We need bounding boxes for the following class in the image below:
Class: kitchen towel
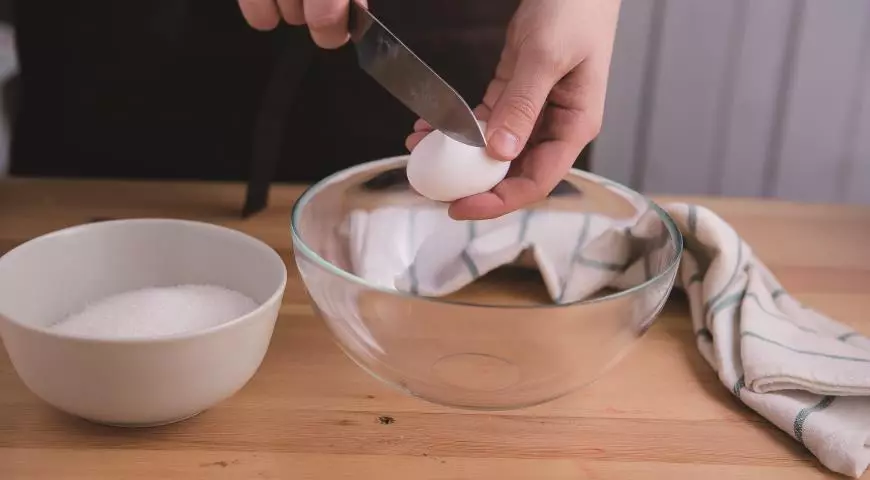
[343,202,870,478]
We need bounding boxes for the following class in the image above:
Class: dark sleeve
[10,0,283,180]
[9,0,544,186]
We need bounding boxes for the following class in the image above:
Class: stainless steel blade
[348,1,486,147]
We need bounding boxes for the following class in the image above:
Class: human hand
[406,0,621,220]
[237,0,367,48]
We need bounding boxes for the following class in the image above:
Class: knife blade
[348,1,487,148]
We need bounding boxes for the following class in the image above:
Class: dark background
[3,0,590,186]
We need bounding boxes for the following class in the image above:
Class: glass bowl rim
[290,155,684,310]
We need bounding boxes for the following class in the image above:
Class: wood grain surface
[1,178,869,479]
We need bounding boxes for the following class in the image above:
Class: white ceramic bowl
[0,219,287,427]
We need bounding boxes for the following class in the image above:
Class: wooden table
[1,178,869,479]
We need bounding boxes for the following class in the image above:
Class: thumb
[485,50,561,161]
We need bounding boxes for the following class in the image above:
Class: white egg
[406,121,510,202]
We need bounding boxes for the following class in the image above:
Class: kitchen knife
[348,1,487,148]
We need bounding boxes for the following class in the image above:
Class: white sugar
[50,284,258,339]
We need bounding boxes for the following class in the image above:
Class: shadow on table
[664,291,832,473]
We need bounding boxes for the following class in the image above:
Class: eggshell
[406,121,510,202]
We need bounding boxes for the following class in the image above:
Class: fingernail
[489,128,520,159]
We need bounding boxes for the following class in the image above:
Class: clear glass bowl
[291,156,683,410]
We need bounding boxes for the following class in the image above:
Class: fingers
[405,118,433,151]
[449,65,603,221]
[275,0,305,24]
[242,0,365,49]
[447,141,578,220]
[238,0,282,30]
[484,47,563,161]
[304,0,356,49]
[448,139,582,220]
[405,132,429,152]
[413,118,432,132]
[473,104,493,123]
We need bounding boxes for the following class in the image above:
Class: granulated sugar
[50,284,258,339]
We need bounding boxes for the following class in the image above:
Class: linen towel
[342,203,870,478]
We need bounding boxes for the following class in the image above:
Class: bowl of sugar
[0,219,287,427]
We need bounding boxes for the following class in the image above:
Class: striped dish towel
[343,203,870,478]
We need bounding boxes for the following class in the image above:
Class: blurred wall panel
[717,0,796,198]
[640,0,738,195]
[844,20,870,205]
[590,0,659,186]
[771,0,870,202]
[592,0,870,205]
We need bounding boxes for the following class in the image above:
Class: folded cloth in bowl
[342,201,870,478]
